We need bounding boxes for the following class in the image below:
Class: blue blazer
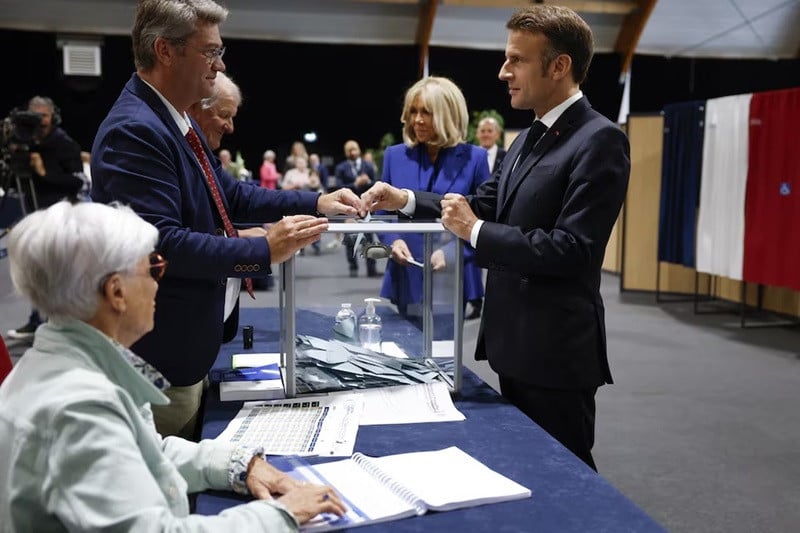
[414,98,630,389]
[91,74,319,385]
[379,143,490,309]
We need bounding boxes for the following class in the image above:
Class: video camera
[0,109,43,191]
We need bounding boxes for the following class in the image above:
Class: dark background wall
[2,28,798,174]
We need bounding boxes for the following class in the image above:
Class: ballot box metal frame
[278,221,463,397]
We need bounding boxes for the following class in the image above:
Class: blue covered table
[196,308,663,532]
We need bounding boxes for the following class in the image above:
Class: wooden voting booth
[610,113,800,318]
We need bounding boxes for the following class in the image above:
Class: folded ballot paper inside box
[219,353,285,401]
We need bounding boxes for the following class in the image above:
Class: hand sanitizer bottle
[358,298,382,352]
[334,303,357,340]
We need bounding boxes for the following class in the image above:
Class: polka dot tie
[186,127,255,299]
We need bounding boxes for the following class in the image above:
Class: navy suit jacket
[334,158,376,195]
[379,143,490,308]
[415,98,630,389]
[91,73,319,385]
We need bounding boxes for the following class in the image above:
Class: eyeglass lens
[149,252,168,282]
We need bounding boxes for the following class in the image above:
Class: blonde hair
[401,77,468,149]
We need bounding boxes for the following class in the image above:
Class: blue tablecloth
[197,307,664,532]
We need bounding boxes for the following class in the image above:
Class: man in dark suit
[476,116,506,175]
[363,5,630,470]
[91,0,360,439]
[335,139,379,277]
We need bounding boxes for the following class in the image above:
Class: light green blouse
[0,319,298,532]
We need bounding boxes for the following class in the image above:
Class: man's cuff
[470,220,484,248]
[399,189,416,216]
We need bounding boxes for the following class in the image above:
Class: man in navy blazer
[91,0,360,439]
[363,5,630,470]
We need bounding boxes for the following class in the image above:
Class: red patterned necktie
[185,127,255,299]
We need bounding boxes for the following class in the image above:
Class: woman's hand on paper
[245,458,347,522]
[390,239,413,265]
[279,483,347,524]
[246,456,304,499]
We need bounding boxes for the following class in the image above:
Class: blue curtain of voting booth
[658,101,706,267]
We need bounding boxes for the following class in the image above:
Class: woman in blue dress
[379,77,491,318]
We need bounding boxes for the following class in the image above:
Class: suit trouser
[499,376,598,471]
[152,378,208,441]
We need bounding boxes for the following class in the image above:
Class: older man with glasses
[91,0,362,441]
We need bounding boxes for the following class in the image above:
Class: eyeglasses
[171,39,226,64]
[98,252,168,292]
[148,252,168,282]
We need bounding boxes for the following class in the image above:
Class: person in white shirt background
[475,116,506,174]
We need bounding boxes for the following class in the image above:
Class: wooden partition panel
[602,215,623,273]
[712,277,800,316]
[620,114,662,291]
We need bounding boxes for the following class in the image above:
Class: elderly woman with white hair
[0,202,344,531]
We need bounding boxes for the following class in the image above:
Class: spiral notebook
[277,446,531,530]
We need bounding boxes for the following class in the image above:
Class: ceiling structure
[1,0,798,77]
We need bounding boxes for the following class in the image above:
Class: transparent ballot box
[277,220,464,397]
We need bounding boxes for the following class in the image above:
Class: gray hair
[133,0,228,71]
[8,202,158,322]
[200,72,241,109]
[478,116,501,133]
[27,95,57,113]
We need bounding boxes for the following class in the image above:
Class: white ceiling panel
[0,0,797,59]
[430,5,511,50]
[637,0,800,58]
[226,7,419,45]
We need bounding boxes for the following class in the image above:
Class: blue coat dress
[378,142,490,311]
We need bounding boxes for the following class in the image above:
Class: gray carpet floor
[2,233,799,532]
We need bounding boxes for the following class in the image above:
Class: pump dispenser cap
[364,298,380,315]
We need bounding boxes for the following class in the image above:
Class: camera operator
[25,96,83,208]
[6,96,83,341]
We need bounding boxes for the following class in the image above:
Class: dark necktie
[185,127,255,299]
[516,119,548,166]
